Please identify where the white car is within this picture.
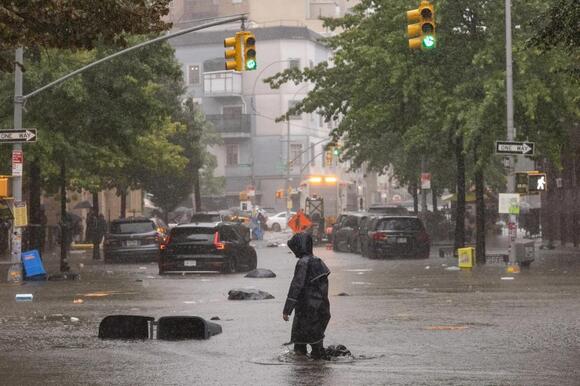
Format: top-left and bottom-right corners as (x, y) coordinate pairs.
(266, 211), (295, 232)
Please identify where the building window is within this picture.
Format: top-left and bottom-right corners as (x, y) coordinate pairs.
(188, 64), (200, 85)
(290, 144), (303, 167)
(288, 100), (301, 120)
(288, 59), (300, 70)
(226, 144), (239, 166)
(222, 105), (243, 117)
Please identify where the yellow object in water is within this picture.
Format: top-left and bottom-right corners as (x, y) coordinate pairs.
(457, 247), (475, 269)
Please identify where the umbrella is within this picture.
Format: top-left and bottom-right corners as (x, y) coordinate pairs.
(73, 200), (92, 209)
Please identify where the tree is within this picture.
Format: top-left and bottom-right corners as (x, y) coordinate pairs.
(0, 0), (171, 71)
(266, 0), (578, 261)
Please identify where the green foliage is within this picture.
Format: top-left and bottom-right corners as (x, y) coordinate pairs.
(265, 0), (579, 193)
(0, 0), (171, 71)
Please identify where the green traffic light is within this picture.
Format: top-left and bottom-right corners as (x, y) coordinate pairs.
(333, 149), (339, 156)
(246, 59), (257, 70)
(422, 35), (436, 49)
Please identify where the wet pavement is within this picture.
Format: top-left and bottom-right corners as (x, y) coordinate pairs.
(1, 232), (579, 385)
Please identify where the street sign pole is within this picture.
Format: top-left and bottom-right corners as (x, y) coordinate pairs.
(8, 47), (24, 283)
(505, 0), (518, 266)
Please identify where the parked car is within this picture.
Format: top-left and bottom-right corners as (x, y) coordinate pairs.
(367, 204), (409, 216)
(332, 212), (368, 253)
(103, 217), (168, 263)
(357, 214), (376, 256)
(365, 216), (430, 259)
(266, 211), (295, 232)
(158, 221), (257, 274)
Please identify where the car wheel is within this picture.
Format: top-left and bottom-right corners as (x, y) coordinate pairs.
(247, 250), (257, 271)
(271, 223), (281, 232)
(222, 257), (236, 274)
(332, 238), (339, 252)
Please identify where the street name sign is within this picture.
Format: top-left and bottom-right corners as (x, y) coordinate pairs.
(0, 129), (37, 143)
(495, 141), (535, 155)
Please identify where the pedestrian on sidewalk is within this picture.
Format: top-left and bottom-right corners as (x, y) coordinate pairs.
(283, 232), (331, 359)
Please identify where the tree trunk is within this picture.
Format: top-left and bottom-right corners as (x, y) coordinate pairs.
(193, 167), (202, 212)
(28, 158), (43, 252)
(59, 160), (70, 272)
(454, 133), (466, 251)
(410, 179), (419, 215)
(92, 191), (100, 260)
(432, 185), (438, 213)
(475, 163), (486, 264)
(119, 188), (127, 219)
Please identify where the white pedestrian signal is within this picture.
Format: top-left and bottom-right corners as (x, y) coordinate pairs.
(536, 176), (545, 190)
(528, 173), (547, 193)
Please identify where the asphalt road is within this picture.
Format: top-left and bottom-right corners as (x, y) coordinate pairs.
(0, 233), (579, 385)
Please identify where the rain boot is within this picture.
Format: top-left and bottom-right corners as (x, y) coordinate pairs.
(294, 344), (307, 355)
(310, 342), (328, 360)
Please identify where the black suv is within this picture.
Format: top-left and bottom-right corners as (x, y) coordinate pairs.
(158, 222), (257, 274)
(365, 216), (430, 259)
(332, 212), (368, 253)
(103, 217), (168, 263)
(367, 204), (409, 216)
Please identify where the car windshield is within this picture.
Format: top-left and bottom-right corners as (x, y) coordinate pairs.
(368, 207), (409, 215)
(110, 221), (155, 234)
(190, 213), (221, 223)
(170, 227), (215, 243)
(377, 218), (422, 231)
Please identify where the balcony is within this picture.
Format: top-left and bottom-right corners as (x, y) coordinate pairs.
(203, 71), (242, 97)
(206, 114), (251, 138)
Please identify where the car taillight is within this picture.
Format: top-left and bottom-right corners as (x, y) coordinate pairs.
(160, 234), (171, 250)
(213, 231), (225, 250)
(417, 230), (430, 243)
(372, 232), (386, 241)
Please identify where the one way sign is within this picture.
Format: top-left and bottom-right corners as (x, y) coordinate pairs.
(495, 140), (535, 155)
(0, 129), (37, 143)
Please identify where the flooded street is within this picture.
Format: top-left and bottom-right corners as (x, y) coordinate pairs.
(1, 233), (579, 385)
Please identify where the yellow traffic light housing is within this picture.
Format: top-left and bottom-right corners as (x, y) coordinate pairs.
(224, 34), (242, 71)
(242, 32), (257, 71)
(407, 1), (436, 51)
(0, 176), (11, 197)
(224, 31), (257, 71)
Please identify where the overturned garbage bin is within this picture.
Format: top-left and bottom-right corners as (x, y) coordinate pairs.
(98, 315), (154, 340)
(515, 240), (535, 267)
(157, 316), (222, 340)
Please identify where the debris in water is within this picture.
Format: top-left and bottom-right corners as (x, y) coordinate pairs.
(73, 298), (84, 304)
(500, 277), (515, 281)
(266, 242), (279, 247)
(15, 294), (33, 302)
(210, 316), (220, 321)
(228, 288), (274, 300)
(336, 292), (350, 296)
(70, 317), (80, 323)
(139, 267), (147, 270)
(425, 266), (430, 270)
(445, 266), (460, 271)
(245, 268), (276, 278)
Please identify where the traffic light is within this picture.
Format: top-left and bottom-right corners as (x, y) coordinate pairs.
(224, 33), (242, 71)
(528, 173), (547, 193)
(407, 1), (436, 51)
(242, 31), (257, 71)
(275, 189), (284, 199)
(332, 145), (340, 156)
(324, 150), (333, 167)
(515, 172), (529, 194)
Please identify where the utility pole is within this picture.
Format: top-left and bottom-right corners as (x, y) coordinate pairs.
(505, 0), (517, 264)
(286, 118), (292, 219)
(6, 15), (247, 282)
(7, 48), (24, 283)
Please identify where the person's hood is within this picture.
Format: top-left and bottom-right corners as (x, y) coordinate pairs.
(287, 232), (313, 258)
